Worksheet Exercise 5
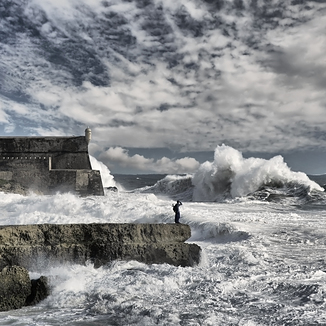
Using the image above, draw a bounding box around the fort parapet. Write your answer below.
[0,128,104,196]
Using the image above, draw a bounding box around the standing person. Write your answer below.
[173,200,182,224]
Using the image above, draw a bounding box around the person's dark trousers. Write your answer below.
[175,212,180,223]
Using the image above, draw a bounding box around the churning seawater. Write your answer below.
[1,146,326,325]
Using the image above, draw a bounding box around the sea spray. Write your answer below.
[90,156,120,189]
[142,174,194,201]
[192,145,324,201]
[1,175,326,324]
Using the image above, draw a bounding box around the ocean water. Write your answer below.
[1,146,326,325]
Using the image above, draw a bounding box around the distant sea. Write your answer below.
[113,174,167,190]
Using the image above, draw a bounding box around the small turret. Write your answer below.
[85,127,91,144]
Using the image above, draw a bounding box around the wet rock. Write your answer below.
[25,276,50,306]
[0,266,30,311]
[106,186,118,192]
[0,266,50,312]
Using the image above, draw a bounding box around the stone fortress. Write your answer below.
[0,128,104,196]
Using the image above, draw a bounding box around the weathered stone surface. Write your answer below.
[0,224,200,312]
[0,137,89,154]
[0,266,31,311]
[0,134,104,196]
[0,266,50,312]
[0,224,201,269]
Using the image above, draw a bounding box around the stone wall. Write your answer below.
[0,136,104,195]
[49,169,104,196]
[0,137,89,155]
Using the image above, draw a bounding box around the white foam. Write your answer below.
[89,156,120,189]
[192,145,324,201]
[0,189,172,226]
[1,191,326,325]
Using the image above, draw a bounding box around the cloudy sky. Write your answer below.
[0,0,326,174]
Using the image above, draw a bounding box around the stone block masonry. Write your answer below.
[0,129,104,196]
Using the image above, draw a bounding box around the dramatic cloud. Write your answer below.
[100,147,200,173]
[1,0,326,172]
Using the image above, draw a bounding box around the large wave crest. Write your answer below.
[192,145,323,201]
[142,174,194,202]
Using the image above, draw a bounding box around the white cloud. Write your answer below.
[4,124,16,133]
[0,101,10,124]
[1,0,326,165]
[99,147,200,174]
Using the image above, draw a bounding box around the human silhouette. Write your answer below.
[173,200,182,223]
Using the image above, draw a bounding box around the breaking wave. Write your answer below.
[188,221,250,243]
[142,174,194,201]
[192,145,324,202]
[143,145,324,203]
[90,155,120,189]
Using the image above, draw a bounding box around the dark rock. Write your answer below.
[0,266,31,312]
[25,276,50,306]
[0,266,50,312]
[106,186,118,192]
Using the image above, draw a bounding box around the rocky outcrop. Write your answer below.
[0,223,201,270]
[0,266,30,311]
[0,266,49,312]
[0,223,201,311]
